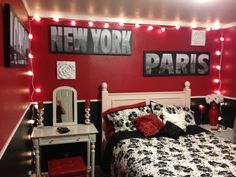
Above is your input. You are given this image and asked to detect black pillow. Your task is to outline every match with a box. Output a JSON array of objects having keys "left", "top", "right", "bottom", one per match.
[
  {"left": 159, "top": 121, "right": 185, "bottom": 139},
  {"left": 186, "top": 125, "right": 209, "bottom": 135}
]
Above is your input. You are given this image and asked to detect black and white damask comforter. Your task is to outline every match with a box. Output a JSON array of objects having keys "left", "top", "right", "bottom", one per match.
[{"left": 102, "top": 128, "right": 236, "bottom": 177}]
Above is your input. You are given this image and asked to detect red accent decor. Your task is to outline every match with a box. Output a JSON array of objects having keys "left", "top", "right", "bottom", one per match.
[
  {"left": 132, "top": 114, "right": 164, "bottom": 137},
  {"left": 198, "top": 104, "right": 206, "bottom": 124},
  {"left": 85, "top": 99, "right": 90, "bottom": 108},
  {"left": 103, "top": 118, "right": 115, "bottom": 141},
  {"left": 38, "top": 101, "right": 44, "bottom": 110},
  {"left": 48, "top": 156, "right": 87, "bottom": 177},
  {"left": 208, "top": 102, "right": 219, "bottom": 127}
]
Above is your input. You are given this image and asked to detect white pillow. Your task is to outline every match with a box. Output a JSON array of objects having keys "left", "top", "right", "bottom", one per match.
[
  {"left": 162, "top": 111, "right": 187, "bottom": 131},
  {"left": 150, "top": 101, "right": 196, "bottom": 126}
]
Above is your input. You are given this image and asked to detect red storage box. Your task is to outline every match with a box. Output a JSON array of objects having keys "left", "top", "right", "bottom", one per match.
[{"left": 48, "top": 156, "right": 87, "bottom": 177}]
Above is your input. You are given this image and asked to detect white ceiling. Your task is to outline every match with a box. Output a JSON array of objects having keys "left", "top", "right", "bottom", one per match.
[{"left": 23, "top": 0, "right": 236, "bottom": 28}]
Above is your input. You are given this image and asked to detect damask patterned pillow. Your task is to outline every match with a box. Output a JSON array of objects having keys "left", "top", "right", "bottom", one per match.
[
  {"left": 150, "top": 101, "right": 165, "bottom": 119},
  {"left": 163, "top": 104, "right": 196, "bottom": 126},
  {"left": 180, "top": 106, "right": 196, "bottom": 125},
  {"left": 102, "top": 102, "right": 146, "bottom": 140},
  {"left": 107, "top": 105, "right": 151, "bottom": 133},
  {"left": 150, "top": 101, "right": 196, "bottom": 126}
]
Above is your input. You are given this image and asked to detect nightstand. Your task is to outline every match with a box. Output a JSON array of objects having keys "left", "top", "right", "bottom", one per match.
[{"left": 200, "top": 124, "right": 233, "bottom": 142}]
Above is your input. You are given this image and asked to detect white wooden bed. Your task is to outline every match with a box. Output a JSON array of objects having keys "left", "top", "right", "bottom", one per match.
[
  {"left": 101, "top": 81, "right": 191, "bottom": 150},
  {"left": 100, "top": 81, "right": 236, "bottom": 177}
]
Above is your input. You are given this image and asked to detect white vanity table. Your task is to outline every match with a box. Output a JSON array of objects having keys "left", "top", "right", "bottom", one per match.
[{"left": 31, "top": 124, "right": 98, "bottom": 177}]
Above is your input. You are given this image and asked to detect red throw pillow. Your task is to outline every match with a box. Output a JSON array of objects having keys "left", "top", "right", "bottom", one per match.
[
  {"left": 103, "top": 117, "right": 115, "bottom": 141},
  {"left": 102, "top": 102, "right": 146, "bottom": 141},
  {"left": 132, "top": 114, "right": 164, "bottom": 137}
]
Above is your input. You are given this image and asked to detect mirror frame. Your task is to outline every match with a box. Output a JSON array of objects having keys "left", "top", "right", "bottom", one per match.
[{"left": 53, "top": 86, "right": 78, "bottom": 126}]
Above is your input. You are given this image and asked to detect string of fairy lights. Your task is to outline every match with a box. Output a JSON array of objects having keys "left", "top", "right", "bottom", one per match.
[
  {"left": 214, "top": 29, "right": 224, "bottom": 95},
  {"left": 27, "top": 18, "right": 37, "bottom": 102},
  {"left": 27, "top": 16, "right": 224, "bottom": 101}
]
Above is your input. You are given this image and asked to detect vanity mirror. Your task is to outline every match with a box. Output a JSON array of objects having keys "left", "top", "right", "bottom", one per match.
[{"left": 53, "top": 86, "right": 78, "bottom": 126}]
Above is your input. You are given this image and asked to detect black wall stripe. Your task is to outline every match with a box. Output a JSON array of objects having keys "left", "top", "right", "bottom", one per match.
[{"left": 0, "top": 106, "right": 33, "bottom": 177}]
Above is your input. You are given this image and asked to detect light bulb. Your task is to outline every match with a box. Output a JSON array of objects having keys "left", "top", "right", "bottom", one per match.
[
  {"left": 104, "top": 23, "right": 109, "bottom": 28},
  {"left": 88, "top": 21, "right": 94, "bottom": 27},
  {"left": 28, "top": 53, "right": 33, "bottom": 59},
  {"left": 53, "top": 17, "right": 59, "bottom": 22},
  {"left": 34, "top": 16, "right": 41, "bottom": 22},
  {"left": 215, "top": 90, "right": 221, "bottom": 95},
  {"left": 175, "top": 25, "right": 180, "bottom": 30},
  {"left": 135, "top": 24, "right": 140, "bottom": 28},
  {"left": 191, "top": 23, "right": 197, "bottom": 29},
  {"left": 28, "top": 119, "right": 35, "bottom": 124},
  {"left": 28, "top": 34, "right": 33, "bottom": 39},
  {"left": 212, "top": 21, "right": 221, "bottom": 30},
  {"left": 199, "top": 104, "right": 203, "bottom": 109},
  {"left": 215, "top": 50, "right": 221, "bottom": 56},
  {"left": 161, "top": 27, "right": 165, "bottom": 32},
  {"left": 198, "top": 104, "right": 205, "bottom": 113},
  {"left": 119, "top": 22, "right": 124, "bottom": 26},
  {"left": 147, "top": 26, "right": 153, "bottom": 31},
  {"left": 71, "top": 20, "right": 76, "bottom": 26},
  {"left": 35, "top": 88, "right": 41, "bottom": 93},
  {"left": 218, "top": 116, "right": 222, "bottom": 121},
  {"left": 27, "top": 71, "right": 33, "bottom": 76},
  {"left": 220, "top": 37, "right": 224, "bottom": 42},
  {"left": 206, "top": 27, "right": 211, "bottom": 31},
  {"left": 216, "top": 65, "right": 221, "bottom": 70},
  {"left": 213, "top": 79, "right": 220, "bottom": 83}
]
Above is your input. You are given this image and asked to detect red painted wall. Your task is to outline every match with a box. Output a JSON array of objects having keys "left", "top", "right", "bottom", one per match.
[
  {"left": 31, "top": 19, "right": 222, "bottom": 101},
  {"left": 0, "top": 1, "right": 30, "bottom": 153},
  {"left": 221, "top": 27, "right": 236, "bottom": 98},
  {"left": 0, "top": 0, "right": 235, "bottom": 156}
]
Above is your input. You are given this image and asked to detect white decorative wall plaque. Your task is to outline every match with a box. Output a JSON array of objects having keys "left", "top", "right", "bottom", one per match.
[
  {"left": 57, "top": 61, "right": 76, "bottom": 79},
  {"left": 191, "top": 30, "right": 206, "bottom": 46}
]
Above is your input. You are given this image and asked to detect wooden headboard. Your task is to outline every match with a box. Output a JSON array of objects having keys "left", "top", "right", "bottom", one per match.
[{"left": 101, "top": 81, "right": 191, "bottom": 153}]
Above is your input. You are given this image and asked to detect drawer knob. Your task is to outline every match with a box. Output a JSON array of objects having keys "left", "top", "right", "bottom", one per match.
[
  {"left": 76, "top": 138, "right": 80, "bottom": 141},
  {"left": 49, "top": 140, "right": 53, "bottom": 144}
]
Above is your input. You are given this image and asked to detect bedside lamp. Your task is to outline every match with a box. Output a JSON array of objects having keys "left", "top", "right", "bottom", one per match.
[{"left": 198, "top": 104, "right": 206, "bottom": 125}]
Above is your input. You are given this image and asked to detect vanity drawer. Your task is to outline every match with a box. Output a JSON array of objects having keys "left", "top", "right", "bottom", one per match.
[{"left": 39, "top": 135, "right": 89, "bottom": 145}]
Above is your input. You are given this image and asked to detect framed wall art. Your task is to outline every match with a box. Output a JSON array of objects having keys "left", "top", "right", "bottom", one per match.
[
  {"left": 3, "top": 4, "right": 30, "bottom": 67},
  {"left": 50, "top": 25, "right": 132, "bottom": 55},
  {"left": 144, "top": 51, "right": 210, "bottom": 76}
]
